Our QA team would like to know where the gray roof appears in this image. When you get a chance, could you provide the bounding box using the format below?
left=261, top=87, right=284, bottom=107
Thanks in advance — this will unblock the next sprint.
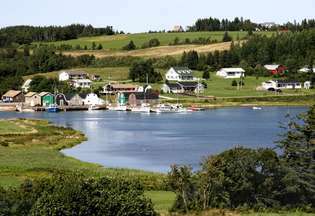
left=172, top=67, right=193, bottom=76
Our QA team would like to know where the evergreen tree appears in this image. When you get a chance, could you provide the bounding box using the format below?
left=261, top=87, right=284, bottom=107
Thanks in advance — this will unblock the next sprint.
left=97, top=44, right=103, bottom=50
left=123, top=40, right=136, bottom=50
left=277, top=106, right=315, bottom=206
left=202, top=70, right=210, bottom=80
left=222, top=31, right=232, bottom=42
left=92, top=42, right=96, bottom=50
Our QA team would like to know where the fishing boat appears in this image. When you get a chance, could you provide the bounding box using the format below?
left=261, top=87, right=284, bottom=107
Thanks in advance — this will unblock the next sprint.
left=252, top=106, right=262, bottom=110
left=46, top=104, right=60, bottom=113
left=108, top=104, right=127, bottom=111
left=151, top=103, right=186, bottom=113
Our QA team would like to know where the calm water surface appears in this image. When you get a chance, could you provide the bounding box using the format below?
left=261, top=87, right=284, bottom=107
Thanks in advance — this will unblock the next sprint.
left=0, top=107, right=307, bottom=172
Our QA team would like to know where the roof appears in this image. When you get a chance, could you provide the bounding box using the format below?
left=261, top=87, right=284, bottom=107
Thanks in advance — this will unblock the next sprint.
left=25, top=92, right=38, bottom=97
left=276, top=80, right=301, bottom=84
left=166, top=83, right=183, bottom=90
left=60, top=71, right=88, bottom=76
left=178, top=81, right=200, bottom=88
left=109, top=84, right=138, bottom=89
left=219, top=68, right=245, bottom=73
left=264, top=65, right=280, bottom=70
left=2, top=90, right=22, bottom=98
left=73, top=79, right=92, bottom=83
left=172, top=67, right=193, bottom=76
left=39, top=92, right=52, bottom=97
left=128, top=92, right=159, bottom=100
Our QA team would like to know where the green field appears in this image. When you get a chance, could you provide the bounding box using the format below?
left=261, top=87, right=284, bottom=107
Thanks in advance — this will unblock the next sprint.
left=39, top=31, right=275, bottom=50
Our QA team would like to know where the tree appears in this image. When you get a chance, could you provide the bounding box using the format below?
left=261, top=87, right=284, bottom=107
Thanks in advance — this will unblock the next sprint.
left=92, top=41, right=96, bottom=50
left=181, top=51, right=199, bottom=70
left=202, top=70, right=210, bottom=80
left=129, top=60, right=162, bottom=83
left=97, top=44, right=103, bottom=50
left=123, top=40, right=136, bottom=50
left=277, top=105, right=315, bottom=206
left=222, top=31, right=232, bottom=42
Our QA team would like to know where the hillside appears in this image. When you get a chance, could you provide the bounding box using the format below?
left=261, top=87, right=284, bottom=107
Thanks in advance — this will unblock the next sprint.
left=38, top=31, right=275, bottom=58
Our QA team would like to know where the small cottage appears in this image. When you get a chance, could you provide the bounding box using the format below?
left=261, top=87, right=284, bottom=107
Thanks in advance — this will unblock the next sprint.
left=165, top=67, right=194, bottom=81
left=1, top=90, right=24, bottom=103
left=40, top=92, right=55, bottom=107
left=127, top=90, right=159, bottom=107
left=178, top=82, right=205, bottom=93
left=103, top=84, right=139, bottom=94
left=83, top=93, right=105, bottom=105
left=24, top=92, right=41, bottom=107
left=71, top=79, right=92, bottom=89
left=59, top=71, right=88, bottom=81
left=216, top=68, right=245, bottom=79
left=262, top=80, right=302, bottom=90
left=90, top=74, right=101, bottom=81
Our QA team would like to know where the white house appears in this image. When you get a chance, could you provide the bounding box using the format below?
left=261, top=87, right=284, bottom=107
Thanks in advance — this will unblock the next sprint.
left=165, top=67, right=195, bottom=81
left=262, top=80, right=302, bottom=90
left=21, top=79, right=32, bottom=93
left=216, top=68, right=245, bottom=79
left=72, top=79, right=92, bottom=89
left=83, top=93, right=105, bottom=105
left=59, top=71, right=88, bottom=81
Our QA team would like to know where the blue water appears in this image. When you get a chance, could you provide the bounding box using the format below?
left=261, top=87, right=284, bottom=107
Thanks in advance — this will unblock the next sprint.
left=0, top=107, right=307, bottom=173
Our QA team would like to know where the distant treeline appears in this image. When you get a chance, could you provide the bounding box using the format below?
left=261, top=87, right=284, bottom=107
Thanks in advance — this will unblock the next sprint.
left=0, top=24, right=115, bottom=47
left=188, top=17, right=315, bottom=32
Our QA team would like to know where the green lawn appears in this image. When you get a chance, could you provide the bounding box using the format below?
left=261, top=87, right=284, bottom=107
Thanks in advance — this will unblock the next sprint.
left=0, top=120, right=33, bottom=134
left=37, top=31, right=275, bottom=50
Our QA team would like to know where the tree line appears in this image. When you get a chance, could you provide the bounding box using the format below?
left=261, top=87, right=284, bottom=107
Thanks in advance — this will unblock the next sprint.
left=168, top=105, right=315, bottom=213
left=0, top=24, right=115, bottom=47
left=188, top=17, right=315, bottom=32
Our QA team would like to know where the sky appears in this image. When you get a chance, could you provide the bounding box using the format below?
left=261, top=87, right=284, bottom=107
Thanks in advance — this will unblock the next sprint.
left=0, top=0, right=314, bottom=33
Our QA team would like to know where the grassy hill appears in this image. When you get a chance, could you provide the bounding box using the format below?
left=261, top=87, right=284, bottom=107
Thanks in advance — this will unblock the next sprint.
left=40, top=31, right=274, bottom=50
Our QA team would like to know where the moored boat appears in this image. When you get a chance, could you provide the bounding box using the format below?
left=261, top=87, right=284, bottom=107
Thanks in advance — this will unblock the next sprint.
left=46, top=104, right=60, bottom=113
left=130, top=103, right=151, bottom=113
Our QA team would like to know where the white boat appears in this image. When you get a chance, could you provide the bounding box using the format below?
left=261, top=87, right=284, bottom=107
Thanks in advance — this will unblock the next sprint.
left=88, top=105, right=101, bottom=111
left=151, top=104, right=186, bottom=113
left=130, top=103, right=151, bottom=113
left=252, top=106, right=262, bottom=110
left=108, top=104, right=127, bottom=111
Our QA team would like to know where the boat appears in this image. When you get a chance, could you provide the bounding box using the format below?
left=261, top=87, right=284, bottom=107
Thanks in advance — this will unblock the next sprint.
left=130, top=103, right=151, bottom=113
left=151, top=103, right=186, bottom=113
left=187, top=105, right=205, bottom=112
left=252, top=106, right=262, bottom=110
left=88, top=105, right=101, bottom=111
left=46, top=104, right=60, bottom=113
left=108, top=104, right=127, bottom=111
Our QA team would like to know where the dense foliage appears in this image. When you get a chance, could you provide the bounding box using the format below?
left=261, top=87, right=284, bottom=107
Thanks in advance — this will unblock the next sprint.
left=0, top=24, right=115, bottom=47
left=0, top=174, right=156, bottom=216
left=168, top=105, right=315, bottom=213
left=129, top=60, right=162, bottom=83
left=188, top=17, right=256, bottom=32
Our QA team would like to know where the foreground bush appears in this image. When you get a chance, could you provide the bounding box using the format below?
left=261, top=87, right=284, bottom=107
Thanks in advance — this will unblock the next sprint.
left=0, top=174, right=157, bottom=216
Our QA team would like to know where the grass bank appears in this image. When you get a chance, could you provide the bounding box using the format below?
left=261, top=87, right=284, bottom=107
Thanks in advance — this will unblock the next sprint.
left=0, top=119, right=166, bottom=190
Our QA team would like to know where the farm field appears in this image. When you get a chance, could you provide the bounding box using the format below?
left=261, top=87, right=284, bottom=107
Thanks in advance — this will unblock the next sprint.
left=39, top=31, right=275, bottom=50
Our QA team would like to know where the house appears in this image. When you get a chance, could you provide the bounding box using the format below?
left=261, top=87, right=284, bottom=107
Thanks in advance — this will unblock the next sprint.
left=90, top=74, right=101, bottom=81
left=161, top=83, right=184, bottom=94
left=165, top=67, right=195, bottom=81
left=82, top=93, right=105, bottom=106
left=127, top=90, right=160, bottom=107
left=24, top=92, right=41, bottom=107
left=40, top=92, right=55, bottom=107
left=178, top=82, right=205, bottom=93
left=56, top=93, right=84, bottom=106
left=21, top=79, right=32, bottom=93
left=216, top=68, right=245, bottom=79
left=1, top=90, right=24, bottom=103
left=71, top=79, right=92, bottom=88
left=172, top=25, right=184, bottom=32
left=264, top=65, right=287, bottom=75
left=59, top=71, right=88, bottom=81
left=260, top=22, right=276, bottom=29
left=103, top=84, right=139, bottom=94
left=299, top=67, right=315, bottom=73
left=262, top=80, right=302, bottom=90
